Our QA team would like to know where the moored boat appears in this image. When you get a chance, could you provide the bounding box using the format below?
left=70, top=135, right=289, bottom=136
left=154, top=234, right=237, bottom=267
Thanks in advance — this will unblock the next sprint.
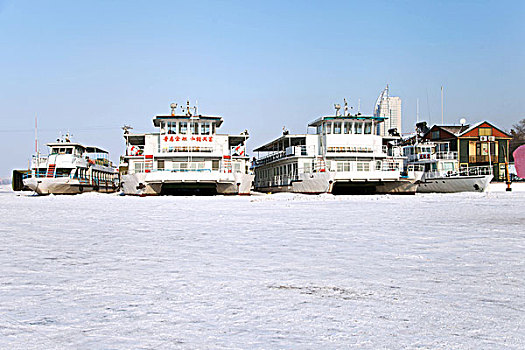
left=252, top=102, right=421, bottom=194
left=402, top=141, right=493, bottom=193
left=119, top=101, right=254, bottom=195
left=22, top=134, right=119, bottom=195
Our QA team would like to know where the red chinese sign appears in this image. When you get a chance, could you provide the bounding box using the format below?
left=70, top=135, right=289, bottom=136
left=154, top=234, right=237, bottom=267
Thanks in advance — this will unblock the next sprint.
left=163, top=136, right=213, bottom=142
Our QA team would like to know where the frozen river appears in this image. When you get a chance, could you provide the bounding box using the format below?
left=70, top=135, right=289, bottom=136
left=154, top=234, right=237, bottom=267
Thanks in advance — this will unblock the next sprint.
left=0, top=186, right=524, bottom=349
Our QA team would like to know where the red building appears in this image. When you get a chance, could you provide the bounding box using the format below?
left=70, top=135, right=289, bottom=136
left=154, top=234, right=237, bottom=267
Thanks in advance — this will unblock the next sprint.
left=422, top=121, right=512, bottom=180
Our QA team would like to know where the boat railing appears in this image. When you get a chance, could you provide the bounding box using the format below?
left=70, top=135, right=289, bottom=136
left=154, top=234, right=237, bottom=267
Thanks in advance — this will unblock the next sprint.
left=31, top=155, right=48, bottom=164
left=326, top=144, right=386, bottom=154
left=458, top=165, right=492, bottom=176
left=255, top=146, right=314, bottom=167
left=158, top=146, right=215, bottom=154
left=435, top=151, right=458, bottom=160
left=152, top=168, right=213, bottom=173
left=407, top=164, right=425, bottom=172
left=425, top=165, right=492, bottom=179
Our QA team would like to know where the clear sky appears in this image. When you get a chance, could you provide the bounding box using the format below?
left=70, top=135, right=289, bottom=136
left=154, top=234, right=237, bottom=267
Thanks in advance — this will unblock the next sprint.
left=1, top=0, right=523, bottom=178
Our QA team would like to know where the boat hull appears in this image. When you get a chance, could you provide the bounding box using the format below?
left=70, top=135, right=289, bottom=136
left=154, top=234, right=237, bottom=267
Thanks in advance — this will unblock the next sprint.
left=23, top=177, right=92, bottom=195
left=120, top=172, right=254, bottom=195
left=23, top=177, right=118, bottom=195
left=254, top=172, right=418, bottom=195
left=417, top=174, right=493, bottom=193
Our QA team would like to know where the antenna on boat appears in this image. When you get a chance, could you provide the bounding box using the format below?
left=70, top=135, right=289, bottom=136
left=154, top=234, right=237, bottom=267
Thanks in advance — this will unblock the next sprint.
left=334, top=103, right=341, bottom=117
left=34, top=114, right=38, bottom=153
left=441, top=86, right=444, bottom=125
left=122, top=125, right=133, bottom=134
left=35, top=113, right=39, bottom=169
left=186, top=100, right=192, bottom=116
left=170, top=103, right=177, bottom=116
left=344, top=98, right=349, bottom=116
left=358, top=99, right=361, bottom=115
left=416, top=98, right=420, bottom=123
left=193, top=100, right=198, bottom=116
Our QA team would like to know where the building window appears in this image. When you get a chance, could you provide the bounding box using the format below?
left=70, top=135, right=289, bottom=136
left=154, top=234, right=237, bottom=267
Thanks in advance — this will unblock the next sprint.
left=479, top=127, right=492, bottom=136
left=431, top=130, right=440, bottom=139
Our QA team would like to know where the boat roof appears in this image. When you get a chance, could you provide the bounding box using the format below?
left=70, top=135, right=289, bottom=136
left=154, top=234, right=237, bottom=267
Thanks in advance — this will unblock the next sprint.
left=152, top=114, right=223, bottom=127
left=46, top=142, right=108, bottom=154
left=85, top=146, right=109, bottom=154
left=253, top=134, right=308, bottom=152
left=308, top=114, right=385, bottom=127
left=46, top=142, right=86, bottom=149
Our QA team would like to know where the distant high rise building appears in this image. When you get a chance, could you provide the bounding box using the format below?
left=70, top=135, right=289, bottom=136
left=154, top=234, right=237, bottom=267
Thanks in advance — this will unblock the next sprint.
left=374, top=85, right=402, bottom=136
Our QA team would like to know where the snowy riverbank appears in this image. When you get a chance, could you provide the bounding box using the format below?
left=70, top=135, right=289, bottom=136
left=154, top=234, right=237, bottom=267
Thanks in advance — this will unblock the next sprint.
left=0, top=187, right=524, bottom=349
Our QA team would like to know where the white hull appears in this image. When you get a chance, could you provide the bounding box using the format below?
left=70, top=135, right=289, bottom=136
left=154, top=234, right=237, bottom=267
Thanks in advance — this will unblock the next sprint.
left=23, top=177, right=92, bottom=195
left=120, top=172, right=254, bottom=195
left=418, top=174, right=493, bottom=193
left=23, top=177, right=117, bottom=195
left=255, top=172, right=418, bottom=195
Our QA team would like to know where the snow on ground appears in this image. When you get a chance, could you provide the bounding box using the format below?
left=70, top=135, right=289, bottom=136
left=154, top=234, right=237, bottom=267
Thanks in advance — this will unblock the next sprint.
left=0, top=185, right=524, bottom=349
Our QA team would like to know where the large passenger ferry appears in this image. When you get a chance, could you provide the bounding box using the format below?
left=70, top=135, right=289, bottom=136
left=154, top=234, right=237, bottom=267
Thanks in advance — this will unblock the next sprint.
left=22, top=134, right=119, bottom=195
left=252, top=102, right=421, bottom=194
left=119, top=102, right=254, bottom=195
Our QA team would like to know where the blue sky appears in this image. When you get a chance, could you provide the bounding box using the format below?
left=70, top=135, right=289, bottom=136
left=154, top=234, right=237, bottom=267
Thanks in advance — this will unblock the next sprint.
left=1, top=0, right=523, bottom=178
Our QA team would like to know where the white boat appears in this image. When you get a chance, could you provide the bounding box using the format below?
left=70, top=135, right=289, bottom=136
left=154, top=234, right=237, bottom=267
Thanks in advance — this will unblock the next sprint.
left=119, top=102, right=254, bottom=195
left=402, top=141, right=493, bottom=193
left=23, top=135, right=119, bottom=195
left=252, top=103, right=421, bottom=194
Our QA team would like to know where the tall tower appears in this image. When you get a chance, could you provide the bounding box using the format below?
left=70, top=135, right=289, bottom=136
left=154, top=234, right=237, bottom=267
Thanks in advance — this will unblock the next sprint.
left=374, top=85, right=402, bottom=136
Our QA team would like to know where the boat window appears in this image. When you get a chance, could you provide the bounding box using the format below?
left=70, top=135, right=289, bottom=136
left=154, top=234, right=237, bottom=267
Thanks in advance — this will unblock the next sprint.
left=134, top=162, right=144, bottom=173
left=201, top=122, right=210, bottom=135
left=344, top=122, right=351, bottom=134
left=355, top=122, right=363, bottom=134
left=167, top=122, right=176, bottom=134
left=376, top=161, right=382, bottom=170
left=316, top=125, right=322, bottom=134
left=364, top=122, right=372, bottom=134
left=157, top=160, right=164, bottom=170
left=442, top=162, right=454, bottom=171
left=212, top=123, right=216, bottom=134
left=431, top=163, right=438, bottom=171
left=334, top=122, right=342, bottom=134
left=179, top=122, right=187, bottom=134
left=326, top=122, right=332, bottom=134
left=190, top=122, right=199, bottom=135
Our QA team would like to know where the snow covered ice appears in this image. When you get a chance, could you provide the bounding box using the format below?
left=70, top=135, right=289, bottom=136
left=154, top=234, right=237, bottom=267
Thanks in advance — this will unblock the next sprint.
left=0, top=185, right=524, bottom=349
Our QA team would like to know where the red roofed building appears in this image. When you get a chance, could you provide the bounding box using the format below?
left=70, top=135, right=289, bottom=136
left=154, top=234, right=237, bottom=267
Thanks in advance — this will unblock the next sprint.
left=422, top=121, right=512, bottom=180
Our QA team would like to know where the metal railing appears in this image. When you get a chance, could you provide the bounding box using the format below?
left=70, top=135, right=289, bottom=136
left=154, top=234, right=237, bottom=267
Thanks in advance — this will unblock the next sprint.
left=469, top=155, right=498, bottom=163
left=425, top=165, right=492, bottom=179
left=326, top=145, right=387, bottom=154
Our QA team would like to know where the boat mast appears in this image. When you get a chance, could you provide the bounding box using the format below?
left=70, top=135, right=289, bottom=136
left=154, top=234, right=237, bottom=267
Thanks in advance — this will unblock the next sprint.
left=35, top=113, right=39, bottom=170
left=441, top=86, right=444, bottom=125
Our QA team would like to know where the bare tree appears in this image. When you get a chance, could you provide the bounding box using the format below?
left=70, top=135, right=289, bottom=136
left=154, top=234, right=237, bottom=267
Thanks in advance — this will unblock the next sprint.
left=510, top=118, right=525, bottom=161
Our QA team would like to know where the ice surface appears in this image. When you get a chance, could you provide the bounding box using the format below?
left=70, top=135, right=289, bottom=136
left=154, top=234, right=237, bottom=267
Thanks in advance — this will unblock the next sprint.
left=0, top=185, right=524, bottom=349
